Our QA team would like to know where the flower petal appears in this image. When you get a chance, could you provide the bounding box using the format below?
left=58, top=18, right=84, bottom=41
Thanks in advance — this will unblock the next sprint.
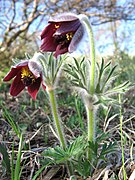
left=40, top=37, right=57, bottom=52
left=27, top=77, right=41, bottom=100
left=10, top=72, right=25, bottom=96
left=42, top=83, right=46, bottom=90
left=3, top=68, right=20, bottom=81
left=28, top=61, right=42, bottom=78
left=54, top=20, right=81, bottom=35
left=49, top=13, right=78, bottom=22
left=40, top=23, right=58, bottom=52
left=68, top=25, right=84, bottom=52
left=3, top=60, right=28, bottom=81
left=41, top=23, right=55, bottom=40
left=16, top=60, right=29, bottom=67
left=54, top=44, right=68, bottom=58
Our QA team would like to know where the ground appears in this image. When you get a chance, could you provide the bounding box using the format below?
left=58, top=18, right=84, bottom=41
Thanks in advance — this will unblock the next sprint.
left=0, top=85, right=135, bottom=180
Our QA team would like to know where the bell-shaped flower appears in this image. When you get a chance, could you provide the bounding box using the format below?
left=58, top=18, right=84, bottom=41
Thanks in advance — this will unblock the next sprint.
left=3, top=55, right=46, bottom=100
left=40, top=13, right=84, bottom=58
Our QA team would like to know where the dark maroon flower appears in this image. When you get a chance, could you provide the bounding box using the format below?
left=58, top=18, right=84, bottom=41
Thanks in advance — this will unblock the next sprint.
left=3, top=60, right=46, bottom=100
left=40, top=13, right=84, bottom=58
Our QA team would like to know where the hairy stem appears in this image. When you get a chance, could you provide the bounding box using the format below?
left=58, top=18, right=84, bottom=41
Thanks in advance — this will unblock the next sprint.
left=48, top=88, right=73, bottom=175
left=81, top=15, right=96, bottom=160
left=48, top=89, right=67, bottom=149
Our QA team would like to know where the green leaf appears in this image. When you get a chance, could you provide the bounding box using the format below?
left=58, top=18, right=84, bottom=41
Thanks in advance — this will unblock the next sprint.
left=14, top=134, right=23, bottom=180
left=1, top=103, right=21, bottom=138
left=42, top=136, right=87, bottom=165
left=96, top=132, right=110, bottom=143
left=74, top=58, right=80, bottom=70
left=11, top=142, right=15, bottom=180
left=32, top=165, right=47, bottom=180
left=76, top=159, right=91, bottom=177
left=101, top=65, right=117, bottom=92
left=99, top=142, right=118, bottom=160
left=88, top=141, right=98, bottom=157
left=64, top=57, right=88, bottom=91
left=98, top=58, right=105, bottom=79
left=103, top=61, right=111, bottom=71
left=96, top=59, right=111, bottom=93
left=104, top=81, right=130, bottom=95
left=0, top=143, right=11, bottom=174
left=67, top=136, right=86, bottom=157
left=80, top=57, right=85, bottom=67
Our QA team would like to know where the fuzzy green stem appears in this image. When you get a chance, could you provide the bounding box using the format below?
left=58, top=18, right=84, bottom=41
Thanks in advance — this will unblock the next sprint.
left=87, top=107, right=94, bottom=142
left=81, top=15, right=96, bottom=160
left=48, top=88, right=73, bottom=175
left=48, top=88, right=67, bottom=149
left=119, top=94, right=127, bottom=180
left=85, top=22, right=95, bottom=95
left=86, top=105, right=95, bottom=160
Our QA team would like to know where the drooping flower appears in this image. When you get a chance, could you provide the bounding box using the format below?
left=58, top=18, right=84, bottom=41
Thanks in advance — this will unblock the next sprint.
left=40, top=13, right=84, bottom=58
left=3, top=56, right=46, bottom=100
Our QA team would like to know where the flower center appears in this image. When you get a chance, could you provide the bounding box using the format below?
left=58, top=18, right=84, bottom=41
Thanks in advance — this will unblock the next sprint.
left=54, top=32, right=74, bottom=45
left=21, top=67, right=35, bottom=86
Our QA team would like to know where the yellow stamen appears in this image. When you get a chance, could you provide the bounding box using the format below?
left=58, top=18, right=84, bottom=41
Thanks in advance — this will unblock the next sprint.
left=55, top=24, right=60, bottom=29
left=66, top=32, right=73, bottom=41
left=21, top=67, right=31, bottom=78
left=21, top=67, right=35, bottom=86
